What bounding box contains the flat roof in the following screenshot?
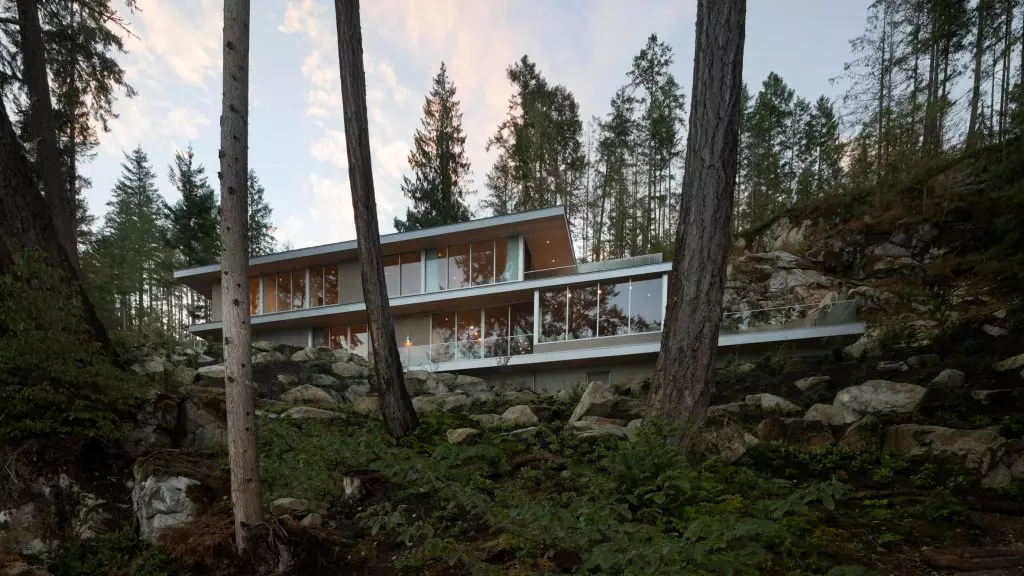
[174,206,575,296]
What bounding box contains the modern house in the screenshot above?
[174,206,864,392]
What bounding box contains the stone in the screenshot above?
[993,353,1024,372]
[707,402,745,419]
[332,347,351,363]
[277,373,298,386]
[332,361,370,379]
[412,394,471,414]
[253,350,287,367]
[700,424,758,463]
[869,243,911,258]
[291,347,318,362]
[281,384,335,405]
[569,381,618,423]
[172,365,197,387]
[804,404,845,426]
[269,497,309,517]
[280,406,345,420]
[423,376,451,396]
[469,390,497,403]
[348,353,371,368]
[446,428,482,445]
[181,395,226,451]
[983,325,1010,338]
[195,354,216,366]
[343,382,372,403]
[252,340,277,352]
[615,375,652,396]
[734,362,757,374]
[470,414,506,429]
[570,419,629,439]
[757,417,833,446]
[196,363,225,382]
[133,355,173,375]
[744,393,801,415]
[907,354,942,369]
[877,360,909,373]
[352,396,379,416]
[930,368,966,388]
[885,424,1005,474]
[455,374,487,388]
[502,389,539,404]
[626,419,643,441]
[300,512,322,528]
[133,472,200,542]
[844,333,880,360]
[501,405,539,427]
[768,268,831,293]
[833,380,927,424]
[794,375,832,392]
[993,309,1008,319]
[307,373,340,388]
[442,394,473,413]
[838,416,882,453]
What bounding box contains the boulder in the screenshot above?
[412,394,471,414]
[983,325,1010,338]
[794,375,831,392]
[290,347,318,362]
[423,376,451,396]
[804,404,845,426]
[133,472,200,543]
[332,348,351,363]
[930,368,966,388]
[700,424,758,463]
[833,380,927,423]
[768,268,831,293]
[277,373,298,386]
[744,393,801,415]
[269,497,309,517]
[352,396,380,416]
[196,363,225,383]
[280,406,345,420]
[181,395,227,451]
[877,360,909,373]
[307,373,340,388]
[502,389,539,404]
[757,417,833,446]
[253,350,288,367]
[446,428,482,445]
[993,353,1024,372]
[907,354,942,369]
[195,354,216,366]
[885,424,1005,474]
[501,405,539,427]
[470,414,507,430]
[280,384,335,405]
[568,381,617,423]
[838,416,882,453]
[349,353,371,368]
[613,375,651,396]
[172,365,197,387]
[454,374,487,389]
[343,382,372,403]
[300,513,322,528]
[252,340,277,352]
[844,332,880,360]
[469,390,497,403]
[570,419,629,439]
[133,355,173,375]
[332,361,370,379]
[707,402,745,419]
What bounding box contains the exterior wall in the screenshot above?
[338,259,363,304]
[255,327,310,348]
[471,360,656,395]
[535,331,661,354]
[394,313,430,348]
[211,281,222,322]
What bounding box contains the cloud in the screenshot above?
[160,106,210,141]
[122,0,222,88]
[310,130,347,169]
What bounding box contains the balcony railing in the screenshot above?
[524,253,663,281]
[719,299,858,336]
[398,335,534,367]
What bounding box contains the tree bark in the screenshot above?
[218,0,262,551]
[334,0,419,439]
[15,0,76,266]
[650,0,745,425]
[0,98,110,349]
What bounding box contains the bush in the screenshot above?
[0,253,142,441]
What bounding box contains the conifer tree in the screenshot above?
[247,169,276,256]
[167,146,220,267]
[393,62,473,232]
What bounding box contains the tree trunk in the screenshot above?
[333,0,419,439]
[218,0,262,551]
[15,0,76,267]
[0,98,110,349]
[968,0,987,149]
[650,0,745,425]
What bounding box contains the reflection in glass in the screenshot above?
[276,273,292,312]
[328,325,346,349]
[484,306,509,357]
[540,288,567,342]
[426,248,447,292]
[383,254,401,297]
[310,267,325,307]
[599,282,630,336]
[447,244,470,290]
[494,238,509,282]
[325,265,339,305]
[457,309,482,359]
[472,240,494,286]
[349,323,369,359]
[401,251,422,295]
[291,269,306,309]
[262,274,277,313]
[629,277,663,333]
[568,285,598,339]
[248,277,259,315]
[431,312,455,362]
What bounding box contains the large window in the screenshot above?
[255,264,339,315]
[248,277,259,315]
[384,254,401,297]
[317,323,371,359]
[430,304,534,360]
[324,265,339,305]
[425,236,520,292]
[400,252,422,295]
[540,276,664,342]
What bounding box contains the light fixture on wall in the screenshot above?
[404,336,413,347]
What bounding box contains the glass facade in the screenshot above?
[425,236,520,292]
[540,276,663,343]
[316,323,371,359]
[429,304,534,361]
[254,264,339,315]
[248,277,259,315]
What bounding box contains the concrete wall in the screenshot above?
[211,281,222,322]
[535,331,661,354]
[256,327,310,348]
[469,360,655,395]
[338,259,363,304]
[395,313,430,347]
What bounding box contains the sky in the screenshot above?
[83,0,872,251]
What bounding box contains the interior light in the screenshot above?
[546,240,550,244]
[404,336,413,347]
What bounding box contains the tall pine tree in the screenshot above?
[167,145,220,267]
[393,62,473,232]
[247,169,276,256]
